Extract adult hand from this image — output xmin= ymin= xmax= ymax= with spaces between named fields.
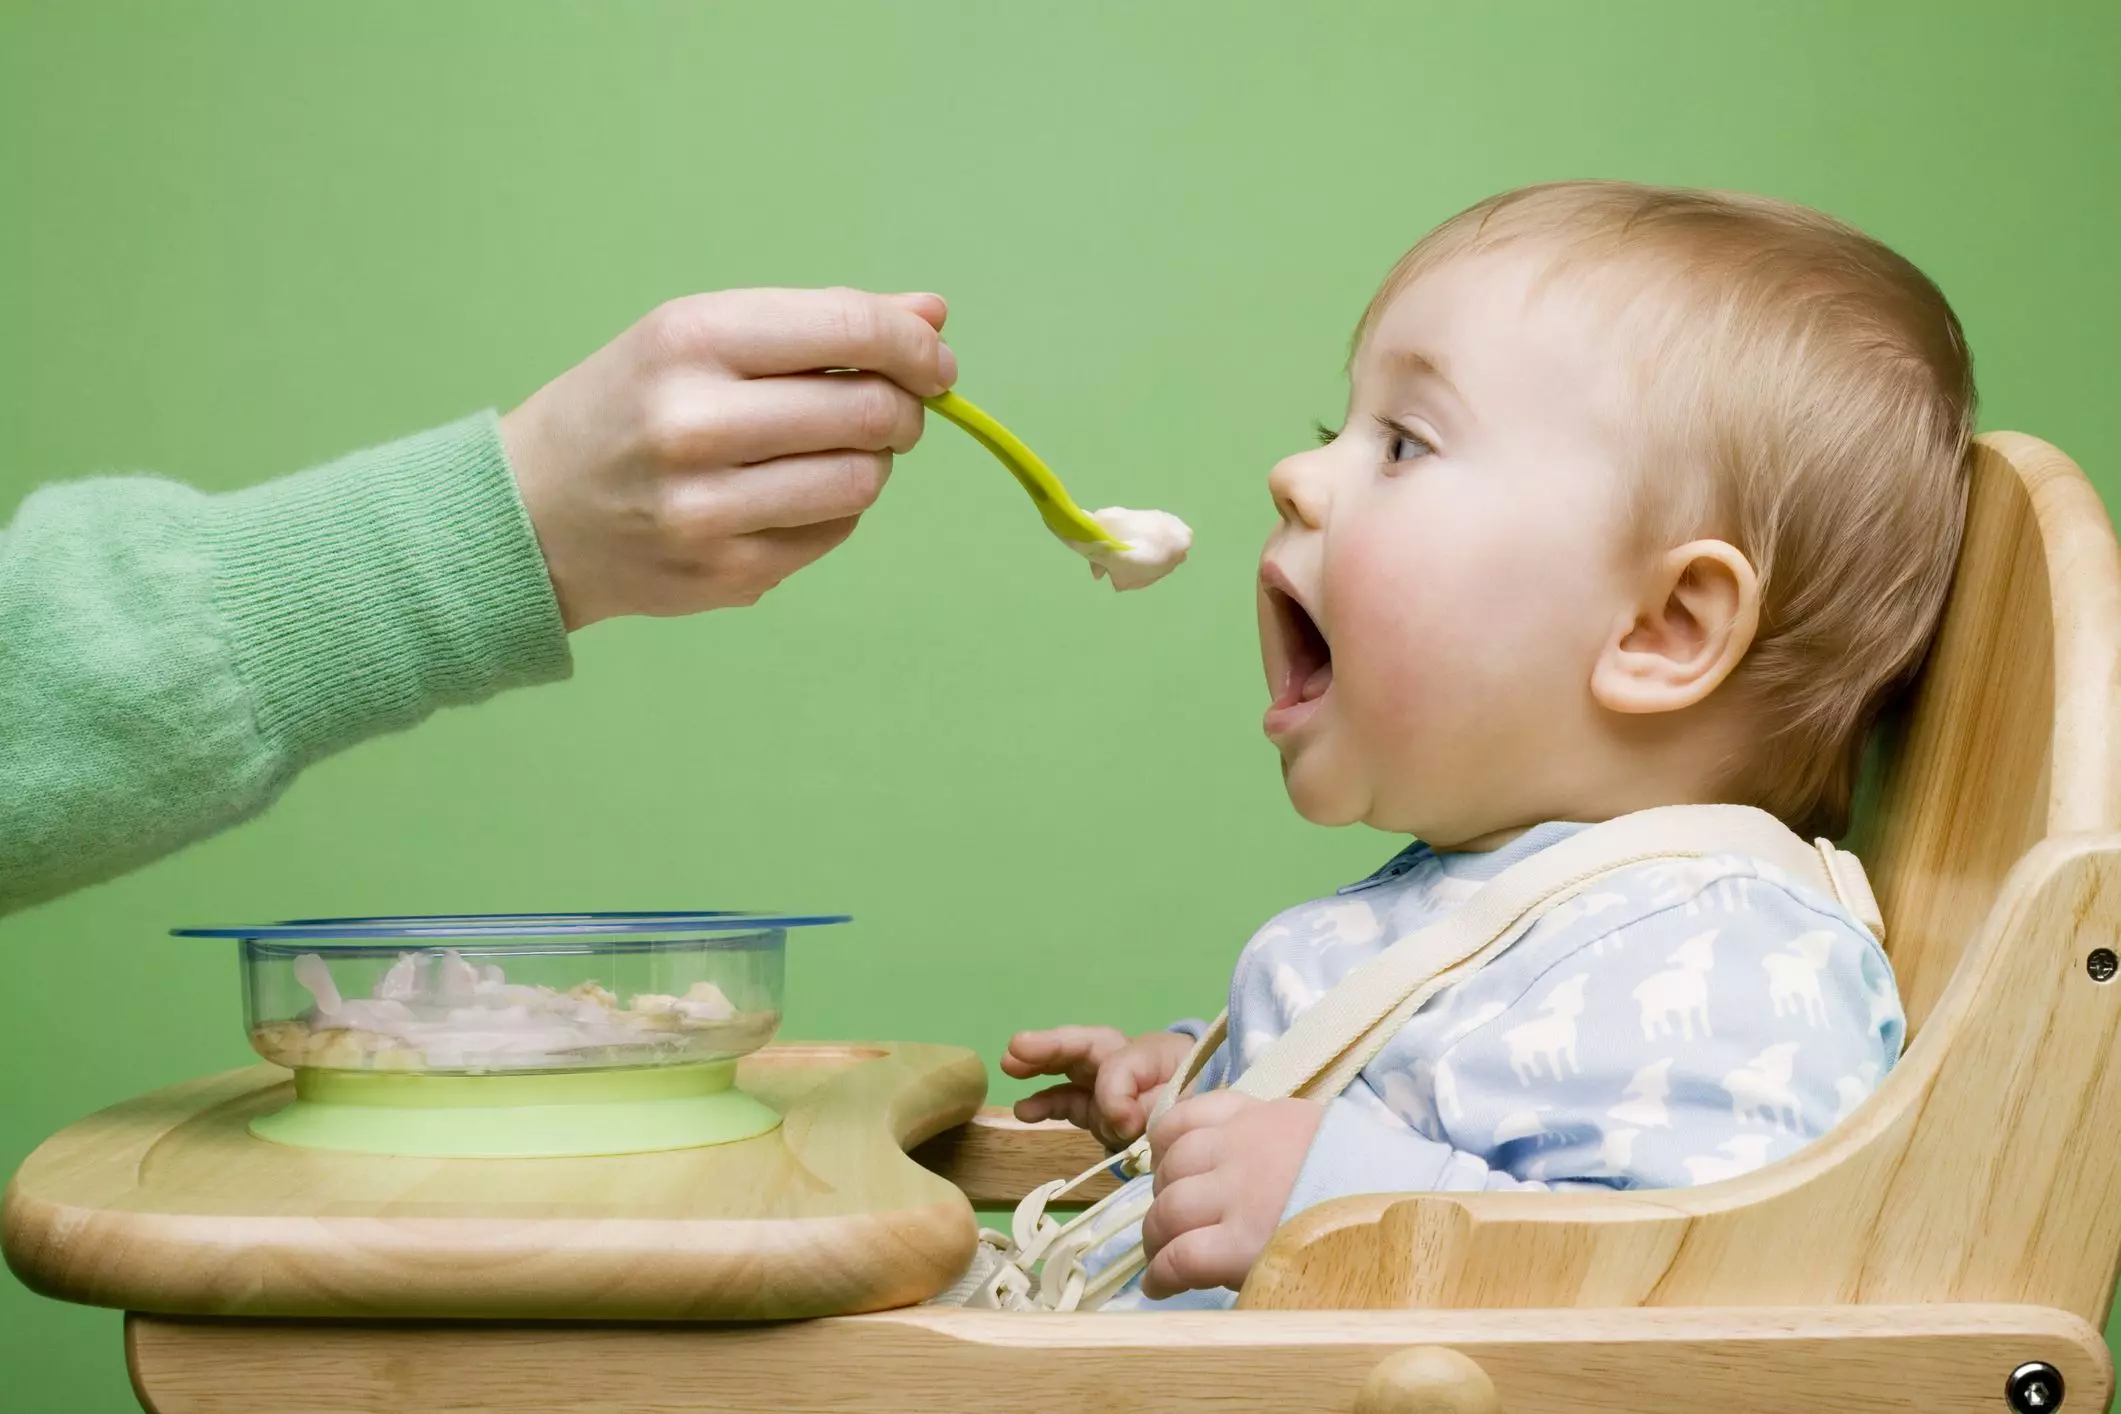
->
xmin=500 ymin=287 xmax=956 ymax=629
xmin=1002 ymin=1026 xmax=1199 ymax=1150
xmin=1138 ymin=1090 xmax=1325 ymax=1298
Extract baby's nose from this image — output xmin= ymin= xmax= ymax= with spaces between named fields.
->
xmin=1267 ymin=452 xmax=1328 ymax=529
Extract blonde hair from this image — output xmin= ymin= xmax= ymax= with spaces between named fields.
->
xmin=1362 ymin=181 xmax=1975 ymax=838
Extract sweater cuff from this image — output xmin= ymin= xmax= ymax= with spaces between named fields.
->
xmin=1280 ymin=1097 xmax=1530 ymax=1224
xmin=199 ymin=412 xmax=572 ymax=766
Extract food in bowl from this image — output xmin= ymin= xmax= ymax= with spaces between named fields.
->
xmin=247 ymin=948 xmax=782 ymax=1072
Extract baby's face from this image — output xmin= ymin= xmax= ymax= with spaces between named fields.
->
xmin=1257 ymin=251 xmax=1642 ymax=845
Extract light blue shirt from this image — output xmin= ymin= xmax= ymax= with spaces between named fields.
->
xmin=1089 ymin=821 xmax=1905 ymax=1311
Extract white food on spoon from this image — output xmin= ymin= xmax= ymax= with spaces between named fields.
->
xmin=1070 ymin=507 xmax=1193 ymax=591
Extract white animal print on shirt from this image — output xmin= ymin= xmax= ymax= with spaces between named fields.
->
xmin=1724 ymin=1042 xmax=1804 ymax=1131
xmin=1271 ymin=963 xmax=1316 ymax=1018
xmin=1425 ymin=873 xmax=1486 ymax=907
xmin=1504 ymin=973 xmax=1589 ymax=1083
xmin=1833 ymin=1061 xmax=1882 ymax=1123
xmin=1315 ymin=900 xmax=1385 ymax=950
xmin=1637 ymin=858 xmax=1730 ymax=910
xmin=1610 ymin=1058 xmax=1675 ymax=1129
xmin=1634 ymin=930 xmax=1717 ymax=1041
xmin=1684 ymin=1134 xmax=1778 ymax=1184
xmin=1597 ymin=1126 xmax=1641 ymax=1174
xmin=1432 ymin=1055 xmax=1464 ymax=1124
xmin=1764 ymin=931 xmax=1836 ymax=1028
xmin=1492 ymin=1107 xmax=1565 ymax=1149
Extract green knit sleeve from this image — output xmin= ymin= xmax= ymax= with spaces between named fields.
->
xmin=0 ymin=413 xmax=572 ymax=915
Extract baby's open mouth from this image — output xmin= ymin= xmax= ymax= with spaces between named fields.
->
xmin=1267 ymin=584 xmax=1334 ymax=710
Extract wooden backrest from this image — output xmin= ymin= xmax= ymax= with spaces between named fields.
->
xmin=1846 ymin=432 xmax=2121 ymax=1032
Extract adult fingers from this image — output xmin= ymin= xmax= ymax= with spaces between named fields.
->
xmin=647 ymin=514 xmax=862 ymax=613
xmin=889 ymin=292 xmax=950 ymax=333
xmin=664 ymin=450 xmax=892 ymax=537
xmin=1140 ymin=1224 xmax=1247 ymax=1301
xmin=1001 ymin=1026 xmax=1129 ymax=1084
xmin=886 ymin=294 xmax=956 ymax=384
xmin=692 ymin=516 xmax=861 ymax=598
xmin=752 ymin=514 xmax=863 ymax=563
xmin=656 ymin=287 xmax=955 ymax=396
xmin=653 ymin=372 xmax=925 ymax=466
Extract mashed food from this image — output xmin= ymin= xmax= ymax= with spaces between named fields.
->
xmin=249 ymin=949 xmax=778 ymax=1072
xmin=1072 ymin=507 xmax=1193 ymax=591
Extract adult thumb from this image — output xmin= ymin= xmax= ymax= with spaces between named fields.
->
xmin=888 ymin=291 xmax=949 ymax=331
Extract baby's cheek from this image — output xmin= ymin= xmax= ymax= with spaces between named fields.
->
xmin=1328 ymin=530 xmax=1490 ymax=729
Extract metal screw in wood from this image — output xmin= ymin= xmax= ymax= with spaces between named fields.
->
xmin=2008 ymin=1360 xmax=2066 ymax=1412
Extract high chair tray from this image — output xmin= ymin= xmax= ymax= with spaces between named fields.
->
xmin=2 ymin=1042 xmax=986 ymax=1320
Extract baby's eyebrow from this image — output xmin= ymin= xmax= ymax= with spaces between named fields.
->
xmin=1384 ymin=345 xmax=1471 ymax=419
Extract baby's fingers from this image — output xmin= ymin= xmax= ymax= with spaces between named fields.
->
xmin=1140 ymin=1223 xmax=1248 ymax=1301
xmin=1001 ymin=1026 xmax=1128 ymax=1083
xmin=1094 ymin=1053 xmax=1175 ymax=1142
xmin=1147 ymin=1089 xmax=1254 ymax=1165
xmin=1012 ymin=1083 xmax=1097 ymax=1131
xmin=1139 ymin=1173 xmax=1223 ymax=1264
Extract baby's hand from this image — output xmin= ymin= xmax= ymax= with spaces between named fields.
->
xmin=1138 ymin=1091 xmax=1325 ymax=1299
xmin=1001 ymin=1026 xmax=1196 ymax=1150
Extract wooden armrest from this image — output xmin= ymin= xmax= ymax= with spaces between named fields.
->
xmin=909 ymin=1106 xmax=1119 ymax=1206
xmin=1241 ymin=1186 xmax=1691 ymax=1310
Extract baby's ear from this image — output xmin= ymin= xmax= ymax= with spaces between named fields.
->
xmin=1590 ymin=540 xmax=1761 ymax=715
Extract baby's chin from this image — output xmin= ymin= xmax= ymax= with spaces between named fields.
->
xmin=1277 ymin=746 xmax=1372 ymax=827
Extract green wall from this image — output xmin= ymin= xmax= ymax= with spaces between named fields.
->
xmin=4 ymin=3 xmax=2117 ymax=1408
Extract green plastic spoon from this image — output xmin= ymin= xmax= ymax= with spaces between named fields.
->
xmin=924 ymin=390 xmax=1126 ymax=548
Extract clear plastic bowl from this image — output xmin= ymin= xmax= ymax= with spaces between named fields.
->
xmin=176 ymin=913 xmax=842 ymax=1076
xmin=171 ymin=914 xmax=849 ymax=1159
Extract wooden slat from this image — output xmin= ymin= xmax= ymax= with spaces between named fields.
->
xmin=124 ymin=1304 xmax=2110 ymax=1414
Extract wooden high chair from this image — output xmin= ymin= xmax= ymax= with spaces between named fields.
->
xmin=35 ymin=432 xmax=2121 ymax=1413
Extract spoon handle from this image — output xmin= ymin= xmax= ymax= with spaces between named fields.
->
xmin=924 ymin=391 xmax=1122 ymax=547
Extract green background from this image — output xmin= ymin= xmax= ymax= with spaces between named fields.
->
xmin=3 ymin=2 xmax=2117 ymax=1408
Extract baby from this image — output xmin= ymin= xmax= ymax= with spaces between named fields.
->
xmin=1003 ymin=181 xmax=1974 ymax=1310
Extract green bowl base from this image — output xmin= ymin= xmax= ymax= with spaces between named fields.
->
xmin=249 ymin=1059 xmax=782 ymax=1158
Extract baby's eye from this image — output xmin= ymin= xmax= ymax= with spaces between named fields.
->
xmin=1375 ymin=416 xmax=1435 ymax=464
xmin=1312 ymin=420 xmax=1341 ymax=447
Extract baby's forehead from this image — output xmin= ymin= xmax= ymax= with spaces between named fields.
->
xmin=1354 ymin=247 xmax=1646 ymax=410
